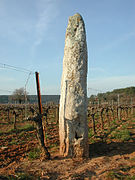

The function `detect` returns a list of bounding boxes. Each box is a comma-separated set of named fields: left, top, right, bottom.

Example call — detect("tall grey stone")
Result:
left=59, top=13, right=89, bottom=158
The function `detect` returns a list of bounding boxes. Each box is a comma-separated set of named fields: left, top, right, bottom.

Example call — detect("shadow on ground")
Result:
left=89, top=141, right=135, bottom=158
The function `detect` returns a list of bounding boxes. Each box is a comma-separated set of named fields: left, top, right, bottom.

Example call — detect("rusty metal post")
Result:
left=35, top=72, right=42, bottom=114
left=35, top=72, right=50, bottom=159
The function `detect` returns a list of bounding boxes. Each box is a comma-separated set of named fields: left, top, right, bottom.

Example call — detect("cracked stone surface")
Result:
left=59, top=13, right=89, bottom=158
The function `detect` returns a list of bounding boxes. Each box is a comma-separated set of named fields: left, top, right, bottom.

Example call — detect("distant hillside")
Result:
left=89, top=86, right=135, bottom=104
left=0, top=95, right=60, bottom=104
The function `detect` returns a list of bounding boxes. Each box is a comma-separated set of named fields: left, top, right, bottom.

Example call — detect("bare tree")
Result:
left=9, top=87, right=28, bottom=104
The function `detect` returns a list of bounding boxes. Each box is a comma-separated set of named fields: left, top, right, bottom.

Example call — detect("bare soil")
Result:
left=0, top=108, right=135, bottom=179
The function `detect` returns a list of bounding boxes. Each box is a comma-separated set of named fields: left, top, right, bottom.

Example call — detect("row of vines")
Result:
left=0, top=103, right=135, bottom=169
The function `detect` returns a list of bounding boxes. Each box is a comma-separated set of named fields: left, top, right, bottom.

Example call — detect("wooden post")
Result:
left=55, top=105, right=59, bottom=124
left=35, top=72, right=42, bottom=114
left=13, top=110, right=17, bottom=130
left=91, top=108, right=96, bottom=134
left=100, top=108, right=104, bottom=130
left=106, top=107, right=110, bottom=127
left=35, top=72, right=50, bottom=159
left=91, top=113, right=96, bottom=134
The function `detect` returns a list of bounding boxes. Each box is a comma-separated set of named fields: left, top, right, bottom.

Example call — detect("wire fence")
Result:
left=0, top=62, right=103, bottom=96
left=0, top=62, right=35, bottom=96
left=1, top=61, right=133, bottom=106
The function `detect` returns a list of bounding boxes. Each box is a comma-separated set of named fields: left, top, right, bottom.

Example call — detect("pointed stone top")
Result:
left=72, top=13, right=82, bottom=18
left=66, top=13, right=85, bottom=40
left=69, top=13, right=83, bottom=23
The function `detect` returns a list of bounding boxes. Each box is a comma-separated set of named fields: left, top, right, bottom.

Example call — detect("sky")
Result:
left=0, top=0, right=135, bottom=97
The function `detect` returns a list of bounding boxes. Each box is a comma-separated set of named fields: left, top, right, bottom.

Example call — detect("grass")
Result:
left=18, top=130, right=35, bottom=139
left=0, top=123, right=35, bottom=136
left=8, top=139, right=19, bottom=145
left=131, top=119, right=135, bottom=123
left=111, top=119, right=118, bottom=125
left=106, top=170, right=133, bottom=180
left=0, top=172, right=34, bottom=180
left=88, top=129, right=96, bottom=143
left=15, top=172, right=35, bottom=180
left=106, top=170, right=135, bottom=180
left=1, top=124, right=35, bottom=135
left=110, top=129, right=131, bottom=141
left=49, top=142, right=59, bottom=149
left=18, top=124, right=35, bottom=132
left=126, top=176, right=135, bottom=180
left=107, top=169, right=135, bottom=180
left=28, top=147, right=41, bottom=160
left=88, top=129, right=94, bottom=138
left=0, top=130, right=3, bottom=136
left=121, top=124, right=128, bottom=129
left=130, top=157, right=135, bottom=161
left=109, top=121, right=131, bottom=142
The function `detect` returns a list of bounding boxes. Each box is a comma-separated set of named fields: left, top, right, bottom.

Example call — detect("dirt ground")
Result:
left=0, top=110, right=135, bottom=179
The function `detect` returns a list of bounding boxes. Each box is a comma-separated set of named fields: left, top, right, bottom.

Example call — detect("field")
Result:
left=0, top=104, right=135, bottom=179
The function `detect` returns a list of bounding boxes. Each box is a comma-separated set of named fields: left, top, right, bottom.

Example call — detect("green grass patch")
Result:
left=0, top=172, right=34, bottom=180
left=126, top=175, right=135, bottom=180
left=111, top=119, right=118, bottom=125
left=18, top=131, right=26, bottom=138
left=8, top=139, right=19, bottom=145
left=130, top=157, right=135, bottom=161
left=131, top=113, right=135, bottom=118
left=49, top=142, right=59, bottom=149
left=18, top=131, right=35, bottom=139
left=131, top=119, right=135, bottom=123
left=106, top=170, right=126, bottom=179
left=88, top=129, right=94, bottom=138
left=7, top=128, right=20, bottom=134
left=90, top=138, right=96, bottom=143
left=16, top=172, right=34, bottom=180
left=121, top=124, right=128, bottom=129
left=88, top=129, right=96, bottom=143
left=110, top=129, right=131, bottom=141
left=0, top=128, right=18, bottom=136
left=19, top=124, right=35, bottom=132
left=94, top=113, right=99, bottom=119
left=0, top=130, right=4, bottom=136
left=0, top=124, right=35, bottom=136
left=28, top=147, right=41, bottom=160
left=44, top=134, right=48, bottom=140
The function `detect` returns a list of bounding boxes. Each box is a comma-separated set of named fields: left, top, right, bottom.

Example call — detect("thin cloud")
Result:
left=0, top=0, right=59, bottom=46
left=89, top=67, right=105, bottom=73
left=0, top=76, right=15, bottom=82
left=31, top=0, right=59, bottom=54
left=88, top=75, right=135, bottom=95
left=0, top=1, right=34, bottom=43
left=99, top=31, right=135, bottom=52
left=0, top=0, right=6, bottom=17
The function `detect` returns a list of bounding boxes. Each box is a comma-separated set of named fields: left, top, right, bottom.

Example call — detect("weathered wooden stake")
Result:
left=106, top=107, right=110, bottom=127
left=35, top=72, right=42, bottom=114
left=91, top=113, right=96, bottom=134
left=100, top=108, right=104, bottom=130
left=13, top=110, right=17, bottom=130
left=55, top=105, right=59, bottom=123
left=35, top=72, right=50, bottom=159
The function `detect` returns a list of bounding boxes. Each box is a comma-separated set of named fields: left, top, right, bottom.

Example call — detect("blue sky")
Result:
left=0, top=0, right=135, bottom=96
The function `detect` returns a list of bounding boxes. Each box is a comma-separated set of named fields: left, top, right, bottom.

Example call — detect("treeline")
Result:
left=89, top=86, right=135, bottom=105
left=0, top=95, right=60, bottom=104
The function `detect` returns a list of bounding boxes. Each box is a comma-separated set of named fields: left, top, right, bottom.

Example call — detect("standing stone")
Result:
left=59, top=13, right=89, bottom=158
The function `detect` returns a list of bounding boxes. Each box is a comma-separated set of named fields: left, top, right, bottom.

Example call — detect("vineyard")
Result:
left=0, top=103, right=135, bottom=179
